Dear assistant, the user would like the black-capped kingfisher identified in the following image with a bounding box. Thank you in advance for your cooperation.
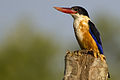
[54,6,105,60]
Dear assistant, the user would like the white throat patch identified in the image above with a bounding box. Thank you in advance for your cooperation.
[72,14,90,29]
[71,14,90,41]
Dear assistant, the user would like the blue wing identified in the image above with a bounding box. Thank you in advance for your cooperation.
[88,20,103,54]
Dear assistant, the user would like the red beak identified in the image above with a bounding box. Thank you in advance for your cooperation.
[54,7,77,14]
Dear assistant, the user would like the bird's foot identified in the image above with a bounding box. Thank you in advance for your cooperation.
[100,54,106,61]
[98,53,106,61]
[93,52,106,61]
[86,50,106,61]
[88,49,97,58]
[93,52,97,58]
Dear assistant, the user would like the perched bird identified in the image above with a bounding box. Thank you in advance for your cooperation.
[54,6,105,60]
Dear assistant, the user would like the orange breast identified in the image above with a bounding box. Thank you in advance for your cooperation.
[81,31,99,52]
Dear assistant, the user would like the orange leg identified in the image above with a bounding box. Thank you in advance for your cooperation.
[100,54,106,61]
[93,52,97,58]
[89,49,97,58]
[97,52,106,61]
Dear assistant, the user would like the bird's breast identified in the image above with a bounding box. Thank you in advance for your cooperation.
[75,28,98,51]
[73,18,89,42]
[73,18,98,51]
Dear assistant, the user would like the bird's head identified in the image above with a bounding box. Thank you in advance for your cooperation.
[54,6,89,19]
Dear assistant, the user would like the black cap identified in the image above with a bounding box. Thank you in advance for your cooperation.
[71,6,89,17]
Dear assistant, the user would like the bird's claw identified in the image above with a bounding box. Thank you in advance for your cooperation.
[93,52,106,61]
[97,53,106,61]
[99,54,106,61]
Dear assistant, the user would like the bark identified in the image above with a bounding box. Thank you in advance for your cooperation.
[63,50,109,80]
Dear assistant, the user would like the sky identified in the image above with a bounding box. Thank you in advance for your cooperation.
[0,0,120,42]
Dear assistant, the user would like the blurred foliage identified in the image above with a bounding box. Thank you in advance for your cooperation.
[96,15,120,56]
[96,14,120,61]
[0,20,62,80]
[95,14,120,80]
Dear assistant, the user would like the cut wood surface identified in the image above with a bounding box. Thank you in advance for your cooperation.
[63,50,109,80]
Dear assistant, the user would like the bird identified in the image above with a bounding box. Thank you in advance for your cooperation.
[54,6,105,61]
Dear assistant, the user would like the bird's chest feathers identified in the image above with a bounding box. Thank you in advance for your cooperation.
[73,15,90,41]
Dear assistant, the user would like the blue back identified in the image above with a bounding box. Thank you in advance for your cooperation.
[88,21,103,54]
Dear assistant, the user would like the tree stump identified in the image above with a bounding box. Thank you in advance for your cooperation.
[63,50,109,80]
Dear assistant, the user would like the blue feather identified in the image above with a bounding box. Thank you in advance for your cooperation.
[89,26,103,54]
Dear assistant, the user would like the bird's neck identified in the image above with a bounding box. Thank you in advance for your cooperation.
[73,15,90,31]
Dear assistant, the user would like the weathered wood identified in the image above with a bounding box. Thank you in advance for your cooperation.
[63,50,109,80]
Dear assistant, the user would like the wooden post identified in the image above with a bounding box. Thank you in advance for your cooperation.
[63,50,109,80]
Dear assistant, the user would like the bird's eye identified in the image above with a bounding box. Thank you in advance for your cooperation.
[71,8,78,11]
[71,8,74,10]
[74,8,78,11]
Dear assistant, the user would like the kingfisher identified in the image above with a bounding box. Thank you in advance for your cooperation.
[54,6,105,60]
